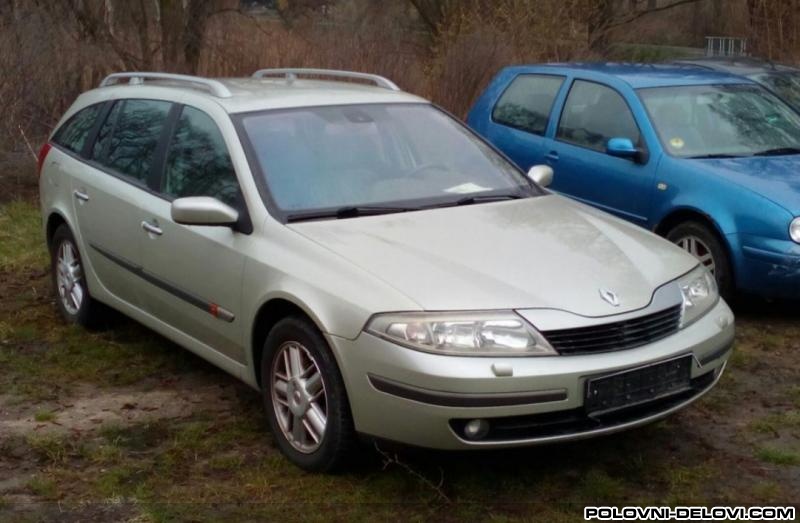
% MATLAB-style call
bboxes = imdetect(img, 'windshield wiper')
[752,147,800,157]
[451,193,525,207]
[686,153,750,159]
[286,205,416,223]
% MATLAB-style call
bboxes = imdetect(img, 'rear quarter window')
[52,103,103,155]
[492,74,565,135]
[97,99,172,183]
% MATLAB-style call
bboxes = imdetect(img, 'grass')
[33,409,55,422]
[0,200,46,271]
[1,200,799,521]
[27,477,58,500]
[756,447,800,466]
[748,411,800,435]
[790,386,800,408]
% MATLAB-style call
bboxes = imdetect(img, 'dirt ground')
[0,161,798,522]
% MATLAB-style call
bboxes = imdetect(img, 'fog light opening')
[463,419,490,440]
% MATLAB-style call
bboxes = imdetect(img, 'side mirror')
[171,196,239,227]
[527,165,554,188]
[606,137,644,162]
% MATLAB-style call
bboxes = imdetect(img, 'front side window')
[103,99,172,183]
[492,74,564,135]
[162,106,241,207]
[750,72,800,111]
[639,83,800,158]
[53,104,103,155]
[239,103,537,218]
[557,80,641,152]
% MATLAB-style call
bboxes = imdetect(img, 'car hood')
[288,195,696,317]
[694,156,800,214]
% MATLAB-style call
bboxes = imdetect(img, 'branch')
[373,442,451,504]
[605,0,702,32]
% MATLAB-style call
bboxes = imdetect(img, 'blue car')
[467,63,800,300]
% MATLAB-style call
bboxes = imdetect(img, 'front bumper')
[735,233,800,299]
[328,299,735,450]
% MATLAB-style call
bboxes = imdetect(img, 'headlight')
[365,311,556,356]
[677,265,719,327]
[790,217,800,244]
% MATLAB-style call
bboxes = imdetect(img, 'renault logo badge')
[599,288,620,307]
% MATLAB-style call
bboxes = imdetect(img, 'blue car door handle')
[546,151,559,162]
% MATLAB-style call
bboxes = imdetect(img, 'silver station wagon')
[39,69,735,471]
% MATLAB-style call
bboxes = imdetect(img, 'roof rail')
[252,68,400,91]
[99,72,233,98]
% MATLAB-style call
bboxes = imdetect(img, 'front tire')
[666,221,733,300]
[261,316,354,472]
[50,224,105,327]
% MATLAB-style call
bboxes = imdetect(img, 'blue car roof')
[504,62,756,89]
[672,57,800,76]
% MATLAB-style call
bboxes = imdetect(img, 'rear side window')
[100,99,172,183]
[52,104,103,155]
[162,106,241,207]
[91,101,121,162]
[492,74,564,135]
[556,80,640,152]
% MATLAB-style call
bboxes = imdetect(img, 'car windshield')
[238,103,536,219]
[638,84,800,159]
[750,71,800,110]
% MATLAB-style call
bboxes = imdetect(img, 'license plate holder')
[585,355,693,415]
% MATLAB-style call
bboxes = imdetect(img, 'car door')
[546,79,656,227]
[67,99,172,308]
[136,104,248,364]
[480,73,566,171]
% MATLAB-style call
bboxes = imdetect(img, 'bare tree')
[406,0,460,33]
[588,0,704,51]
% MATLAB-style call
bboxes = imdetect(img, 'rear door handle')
[73,190,90,202]
[141,220,163,236]
[545,151,560,163]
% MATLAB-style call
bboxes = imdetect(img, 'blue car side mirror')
[606,137,639,159]
[607,137,649,164]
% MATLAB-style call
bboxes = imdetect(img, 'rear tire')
[50,224,107,328]
[666,221,733,300]
[260,316,354,472]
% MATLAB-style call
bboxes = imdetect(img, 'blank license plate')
[585,356,692,415]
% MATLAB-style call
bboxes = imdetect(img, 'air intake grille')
[543,304,683,356]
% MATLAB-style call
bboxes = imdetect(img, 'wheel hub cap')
[55,240,84,315]
[676,235,716,276]
[271,342,328,454]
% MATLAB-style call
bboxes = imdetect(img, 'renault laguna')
[39,69,734,471]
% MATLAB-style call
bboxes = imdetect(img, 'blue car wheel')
[666,221,734,300]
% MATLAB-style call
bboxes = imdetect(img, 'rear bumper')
[734,234,800,299]
[328,299,735,450]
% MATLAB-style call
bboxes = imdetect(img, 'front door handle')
[141,220,163,236]
[73,190,90,202]
[545,151,560,163]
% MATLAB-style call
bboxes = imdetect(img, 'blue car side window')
[557,80,641,153]
[492,74,564,136]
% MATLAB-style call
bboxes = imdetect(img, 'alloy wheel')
[676,235,716,277]
[271,341,328,453]
[56,240,84,315]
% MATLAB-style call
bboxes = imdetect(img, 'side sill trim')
[89,243,235,323]
[367,374,567,408]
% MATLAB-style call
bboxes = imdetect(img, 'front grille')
[542,304,682,356]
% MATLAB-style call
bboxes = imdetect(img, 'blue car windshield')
[238,103,535,216]
[750,71,800,110]
[638,84,800,159]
